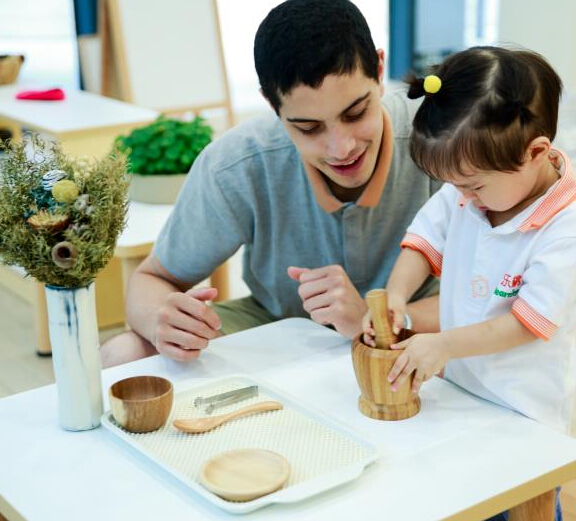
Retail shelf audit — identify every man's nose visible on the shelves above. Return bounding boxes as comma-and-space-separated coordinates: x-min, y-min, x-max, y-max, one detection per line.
326, 126, 355, 160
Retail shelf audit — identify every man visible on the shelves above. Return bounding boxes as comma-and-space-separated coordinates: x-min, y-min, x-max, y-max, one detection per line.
101, 0, 439, 367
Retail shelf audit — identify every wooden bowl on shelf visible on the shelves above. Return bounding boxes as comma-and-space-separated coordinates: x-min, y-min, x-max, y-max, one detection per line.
109, 375, 173, 433
351, 329, 421, 421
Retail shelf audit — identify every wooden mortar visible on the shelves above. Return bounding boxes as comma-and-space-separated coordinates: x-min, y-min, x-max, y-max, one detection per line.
351, 289, 421, 421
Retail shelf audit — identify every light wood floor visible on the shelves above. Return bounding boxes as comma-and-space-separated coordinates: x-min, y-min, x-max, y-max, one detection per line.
0, 285, 122, 398
1, 285, 576, 519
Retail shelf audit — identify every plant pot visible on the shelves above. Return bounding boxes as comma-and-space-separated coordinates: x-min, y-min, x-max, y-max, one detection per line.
45, 284, 103, 431
351, 330, 421, 421
128, 173, 187, 204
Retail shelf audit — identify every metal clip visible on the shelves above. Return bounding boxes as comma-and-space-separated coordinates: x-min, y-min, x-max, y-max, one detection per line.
194, 385, 258, 414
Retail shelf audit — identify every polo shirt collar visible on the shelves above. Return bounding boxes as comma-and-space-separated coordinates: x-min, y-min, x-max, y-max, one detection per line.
517, 149, 576, 232
458, 149, 576, 232
303, 107, 394, 213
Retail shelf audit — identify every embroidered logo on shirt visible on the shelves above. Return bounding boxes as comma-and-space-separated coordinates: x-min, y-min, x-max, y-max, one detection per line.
470, 276, 489, 298
494, 273, 523, 298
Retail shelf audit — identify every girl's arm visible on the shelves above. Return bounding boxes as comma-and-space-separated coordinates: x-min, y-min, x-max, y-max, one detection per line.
442, 312, 536, 358
362, 248, 432, 345
406, 295, 440, 333
388, 312, 537, 393
386, 248, 432, 333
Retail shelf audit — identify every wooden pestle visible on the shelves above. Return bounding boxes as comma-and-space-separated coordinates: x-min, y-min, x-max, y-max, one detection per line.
365, 289, 398, 349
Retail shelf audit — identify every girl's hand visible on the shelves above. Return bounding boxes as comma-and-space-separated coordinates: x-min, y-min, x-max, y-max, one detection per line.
386, 292, 408, 335
362, 292, 408, 346
362, 310, 376, 346
388, 333, 451, 393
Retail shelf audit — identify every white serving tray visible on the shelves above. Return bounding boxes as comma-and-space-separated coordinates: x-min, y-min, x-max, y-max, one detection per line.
101, 374, 380, 514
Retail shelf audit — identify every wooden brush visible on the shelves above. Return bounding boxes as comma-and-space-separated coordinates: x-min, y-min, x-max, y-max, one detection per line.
365, 289, 398, 349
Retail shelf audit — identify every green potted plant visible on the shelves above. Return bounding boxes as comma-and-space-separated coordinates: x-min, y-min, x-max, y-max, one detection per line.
116, 115, 213, 204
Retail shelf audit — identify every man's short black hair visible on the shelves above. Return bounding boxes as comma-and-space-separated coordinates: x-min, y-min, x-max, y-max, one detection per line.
254, 0, 379, 114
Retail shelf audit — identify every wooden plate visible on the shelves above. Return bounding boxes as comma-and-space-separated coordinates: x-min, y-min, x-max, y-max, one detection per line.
199, 449, 291, 502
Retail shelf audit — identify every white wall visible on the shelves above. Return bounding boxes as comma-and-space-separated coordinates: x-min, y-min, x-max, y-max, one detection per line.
498, 0, 576, 92
0, 0, 79, 88
415, 0, 465, 54
218, 0, 388, 115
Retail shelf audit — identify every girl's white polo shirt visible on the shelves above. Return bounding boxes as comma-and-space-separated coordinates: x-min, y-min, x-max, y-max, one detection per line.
401, 150, 576, 433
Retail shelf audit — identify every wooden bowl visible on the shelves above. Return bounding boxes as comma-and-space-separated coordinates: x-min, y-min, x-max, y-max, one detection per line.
200, 449, 290, 502
109, 376, 173, 433
351, 330, 421, 421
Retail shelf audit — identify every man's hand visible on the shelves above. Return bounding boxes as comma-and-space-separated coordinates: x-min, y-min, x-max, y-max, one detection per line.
387, 332, 450, 393
287, 265, 366, 338
154, 287, 222, 362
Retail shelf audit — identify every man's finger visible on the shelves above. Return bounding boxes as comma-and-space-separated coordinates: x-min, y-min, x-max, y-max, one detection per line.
298, 267, 330, 283
185, 286, 218, 301
299, 276, 334, 301
170, 311, 221, 340
302, 291, 333, 313
175, 293, 221, 330
287, 266, 309, 281
309, 307, 332, 326
162, 328, 209, 350
157, 342, 201, 362
166, 310, 216, 338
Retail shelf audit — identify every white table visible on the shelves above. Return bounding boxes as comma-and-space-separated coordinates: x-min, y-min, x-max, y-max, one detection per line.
0, 85, 158, 157
1, 318, 575, 520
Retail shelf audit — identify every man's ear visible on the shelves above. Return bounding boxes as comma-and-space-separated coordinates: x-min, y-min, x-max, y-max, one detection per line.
526, 136, 551, 164
376, 48, 385, 97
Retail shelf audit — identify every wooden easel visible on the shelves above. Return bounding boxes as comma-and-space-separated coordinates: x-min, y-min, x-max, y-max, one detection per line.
97, 0, 232, 300
99, 0, 234, 127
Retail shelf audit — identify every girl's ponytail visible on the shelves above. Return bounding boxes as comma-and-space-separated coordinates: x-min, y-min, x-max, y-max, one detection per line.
406, 73, 426, 99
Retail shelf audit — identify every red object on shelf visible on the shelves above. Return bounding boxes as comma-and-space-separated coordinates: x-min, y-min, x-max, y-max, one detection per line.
15, 88, 65, 101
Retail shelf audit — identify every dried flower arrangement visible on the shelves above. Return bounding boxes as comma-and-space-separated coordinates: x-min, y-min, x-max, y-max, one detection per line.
0, 136, 129, 288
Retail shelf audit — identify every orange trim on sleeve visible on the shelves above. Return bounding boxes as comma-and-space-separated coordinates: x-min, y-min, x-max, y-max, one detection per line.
400, 233, 442, 277
511, 297, 557, 341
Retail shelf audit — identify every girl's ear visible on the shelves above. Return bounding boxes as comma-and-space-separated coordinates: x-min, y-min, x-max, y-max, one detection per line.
376, 48, 385, 97
526, 136, 551, 164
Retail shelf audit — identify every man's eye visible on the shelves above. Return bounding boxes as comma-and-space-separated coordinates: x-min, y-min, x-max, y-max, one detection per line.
474, 185, 484, 191
346, 107, 367, 122
297, 125, 320, 135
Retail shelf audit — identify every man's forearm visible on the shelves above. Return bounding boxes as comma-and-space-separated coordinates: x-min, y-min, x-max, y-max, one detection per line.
125, 271, 181, 345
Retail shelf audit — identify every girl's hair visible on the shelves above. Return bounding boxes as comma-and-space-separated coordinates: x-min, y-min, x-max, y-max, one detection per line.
407, 46, 562, 180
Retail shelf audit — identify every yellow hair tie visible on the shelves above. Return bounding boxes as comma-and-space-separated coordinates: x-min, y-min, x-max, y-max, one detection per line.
423, 75, 442, 94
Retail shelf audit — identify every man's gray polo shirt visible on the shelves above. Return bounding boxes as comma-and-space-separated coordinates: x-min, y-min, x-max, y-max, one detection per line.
154, 90, 440, 319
